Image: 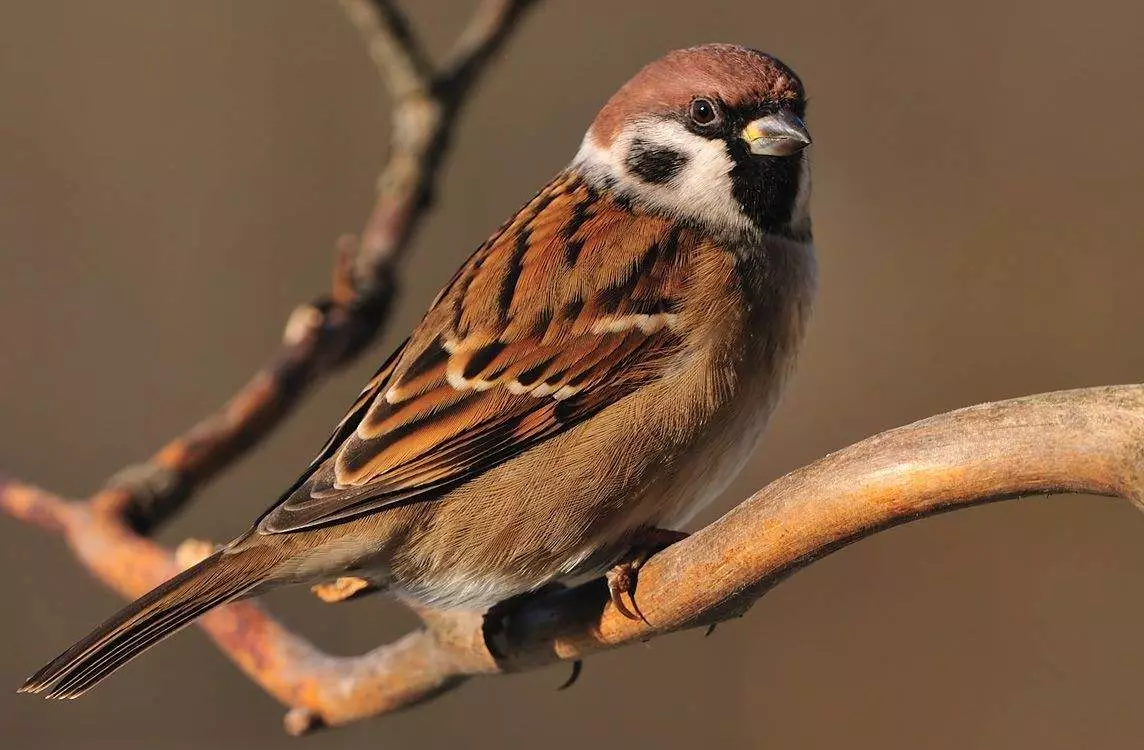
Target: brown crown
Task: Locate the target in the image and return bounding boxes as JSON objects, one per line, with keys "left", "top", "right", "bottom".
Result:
{"left": 588, "top": 44, "right": 805, "bottom": 147}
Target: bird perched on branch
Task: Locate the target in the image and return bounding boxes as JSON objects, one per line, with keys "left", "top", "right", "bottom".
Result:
{"left": 22, "top": 43, "right": 815, "bottom": 699}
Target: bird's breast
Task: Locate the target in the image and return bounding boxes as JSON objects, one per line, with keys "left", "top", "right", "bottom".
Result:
{"left": 656, "top": 234, "right": 816, "bottom": 528}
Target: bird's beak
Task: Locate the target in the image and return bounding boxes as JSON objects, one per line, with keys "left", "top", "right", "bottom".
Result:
{"left": 741, "top": 112, "right": 812, "bottom": 156}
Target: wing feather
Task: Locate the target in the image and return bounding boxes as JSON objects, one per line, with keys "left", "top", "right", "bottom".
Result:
{"left": 256, "top": 173, "right": 697, "bottom": 534}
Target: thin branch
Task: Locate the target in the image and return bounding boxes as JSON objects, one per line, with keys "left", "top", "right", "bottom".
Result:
{"left": 441, "top": 0, "right": 541, "bottom": 96}
{"left": 351, "top": 0, "right": 539, "bottom": 284}
{"left": 81, "top": 0, "right": 537, "bottom": 536}
{"left": 340, "top": 0, "right": 434, "bottom": 99}
{"left": 3, "top": 0, "right": 539, "bottom": 733}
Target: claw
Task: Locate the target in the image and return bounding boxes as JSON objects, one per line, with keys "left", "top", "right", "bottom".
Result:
{"left": 604, "top": 527, "right": 689, "bottom": 622}
{"left": 606, "top": 564, "right": 644, "bottom": 621}
{"left": 484, "top": 581, "right": 571, "bottom": 659}
{"left": 557, "top": 660, "right": 583, "bottom": 690}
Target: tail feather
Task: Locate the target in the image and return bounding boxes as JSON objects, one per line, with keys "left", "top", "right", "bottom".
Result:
{"left": 49, "top": 582, "right": 233, "bottom": 699}
{"left": 20, "top": 547, "right": 276, "bottom": 699}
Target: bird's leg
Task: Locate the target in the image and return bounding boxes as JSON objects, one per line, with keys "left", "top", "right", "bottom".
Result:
{"left": 483, "top": 582, "right": 584, "bottom": 688}
{"left": 310, "top": 576, "right": 379, "bottom": 603}
{"left": 484, "top": 581, "right": 569, "bottom": 654}
{"left": 606, "top": 527, "right": 689, "bottom": 622}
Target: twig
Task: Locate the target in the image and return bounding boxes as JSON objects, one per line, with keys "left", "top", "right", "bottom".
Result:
{"left": 344, "top": 0, "right": 539, "bottom": 286}
{"left": 340, "top": 0, "right": 434, "bottom": 100}
{"left": 86, "top": 0, "right": 538, "bottom": 537}
{"left": 2, "top": 0, "right": 538, "bottom": 735}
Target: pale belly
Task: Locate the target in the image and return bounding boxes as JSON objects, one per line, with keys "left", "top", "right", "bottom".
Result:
{"left": 657, "top": 392, "right": 775, "bottom": 530}
{"left": 381, "top": 354, "right": 793, "bottom": 611}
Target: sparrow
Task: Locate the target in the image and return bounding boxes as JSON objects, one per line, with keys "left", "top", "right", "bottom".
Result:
{"left": 21, "top": 43, "right": 815, "bottom": 699}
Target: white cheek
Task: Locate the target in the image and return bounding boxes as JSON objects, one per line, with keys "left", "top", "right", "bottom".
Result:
{"left": 573, "top": 121, "right": 753, "bottom": 235}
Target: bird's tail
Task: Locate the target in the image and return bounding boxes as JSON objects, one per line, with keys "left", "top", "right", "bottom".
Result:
{"left": 19, "top": 545, "right": 280, "bottom": 699}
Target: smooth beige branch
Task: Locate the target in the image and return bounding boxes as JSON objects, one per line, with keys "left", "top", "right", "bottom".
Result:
{"left": 6, "top": 386, "right": 1142, "bottom": 732}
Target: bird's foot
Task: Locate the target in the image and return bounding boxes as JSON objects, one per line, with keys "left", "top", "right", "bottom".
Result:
{"left": 484, "top": 582, "right": 568, "bottom": 654}
{"left": 483, "top": 582, "right": 583, "bottom": 688}
{"left": 605, "top": 527, "right": 689, "bottom": 622}
{"left": 310, "top": 576, "right": 378, "bottom": 603}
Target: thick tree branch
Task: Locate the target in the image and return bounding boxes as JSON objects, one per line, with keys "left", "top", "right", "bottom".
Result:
{"left": 6, "top": 0, "right": 1141, "bottom": 738}
{"left": 6, "top": 387, "right": 1143, "bottom": 732}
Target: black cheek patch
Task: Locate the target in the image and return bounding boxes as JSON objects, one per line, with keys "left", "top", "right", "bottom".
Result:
{"left": 625, "top": 138, "right": 688, "bottom": 184}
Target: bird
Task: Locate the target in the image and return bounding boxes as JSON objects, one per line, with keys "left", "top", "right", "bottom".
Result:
{"left": 20, "top": 43, "right": 815, "bottom": 699}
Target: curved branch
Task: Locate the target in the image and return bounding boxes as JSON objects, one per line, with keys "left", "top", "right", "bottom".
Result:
{"left": 495, "top": 384, "right": 1144, "bottom": 659}
{"left": 6, "top": 386, "right": 1142, "bottom": 732}
{"left": 221, "top": 384, "right": 1144, "bottom": 729}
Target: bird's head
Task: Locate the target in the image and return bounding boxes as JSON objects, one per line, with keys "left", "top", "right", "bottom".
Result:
{"left": 575, "top": 44, "right": 811, "bottom": 241}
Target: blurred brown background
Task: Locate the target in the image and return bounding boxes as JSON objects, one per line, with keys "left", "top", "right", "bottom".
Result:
{"left": 3, "top": 1, "right": 1144, "bottom": 748}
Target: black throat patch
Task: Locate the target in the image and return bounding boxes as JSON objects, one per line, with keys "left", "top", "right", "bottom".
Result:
{"left": 625, "top": 138, "right": 688, "bottom": 184}
{"left": 726, "top": 138, "right": 806, "bottom": 239}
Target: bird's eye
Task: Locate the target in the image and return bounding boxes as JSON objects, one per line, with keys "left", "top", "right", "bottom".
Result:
{"left": 689, "top": 98, "right": 719, "bottom": 126}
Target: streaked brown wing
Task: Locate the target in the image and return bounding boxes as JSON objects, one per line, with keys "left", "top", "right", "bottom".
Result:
{"left": 256, "top": 172, "right": 695, "bottom": 534}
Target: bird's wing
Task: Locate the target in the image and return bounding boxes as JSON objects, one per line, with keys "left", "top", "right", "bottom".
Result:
{"left": 256, "top": 172, "right": 698, "bottom": 534}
